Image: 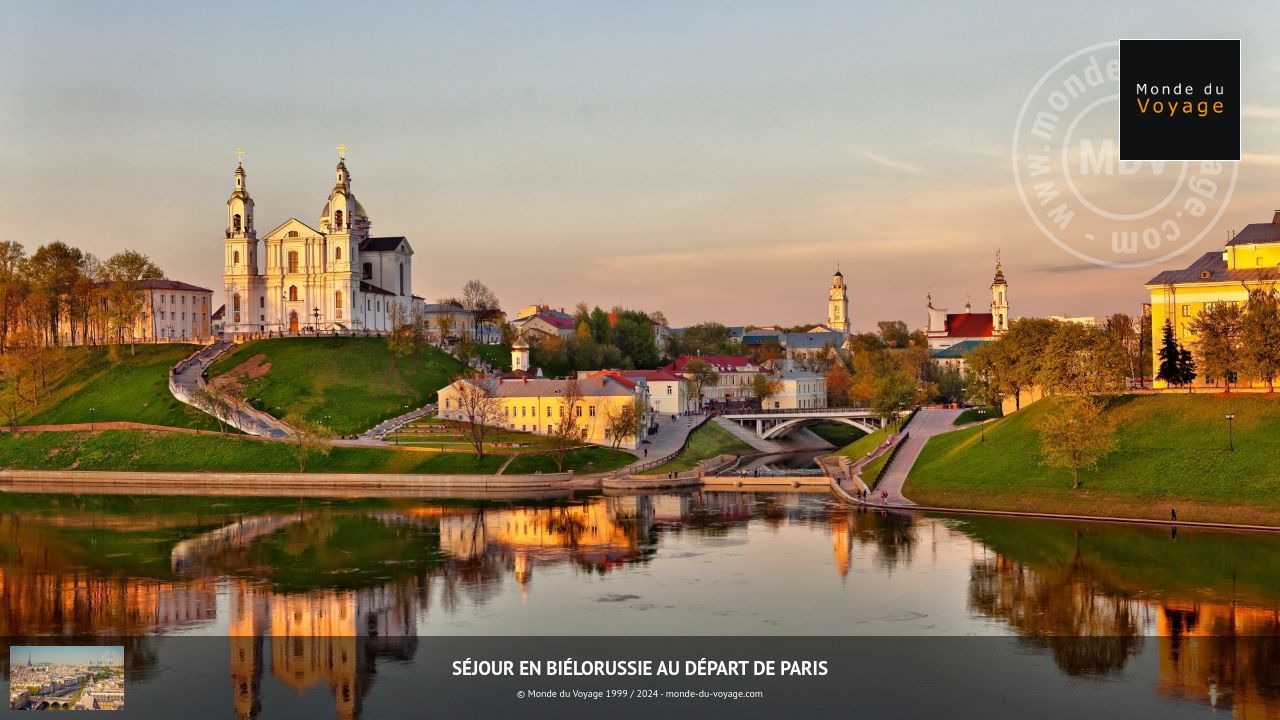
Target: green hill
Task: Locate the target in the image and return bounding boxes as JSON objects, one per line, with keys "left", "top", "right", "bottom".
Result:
{"left": 207, "top": 337, "right": 462, "bottom": 435}
{"left": 18, "top": 344, "right": 216, "bottom": 429}
{"left": 909, "top": 394, "right": 1280, "bottom": 525}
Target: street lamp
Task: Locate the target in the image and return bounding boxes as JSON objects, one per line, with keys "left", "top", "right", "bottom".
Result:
{"left": 1226, "top": 413, "right": 1235, "bottom": 452}
{"left": 312, "top": 307, "right": 321, "bottom": 333}
{"left": 978, "top": 408, "right": 987, "bottom": 443}
{"left": 89, "top": 407, "right": 95, "bottom": 432}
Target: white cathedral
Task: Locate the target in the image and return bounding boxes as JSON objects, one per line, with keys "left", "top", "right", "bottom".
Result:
{"left": 222, "top": 150, "right": 415, "bottom": 336}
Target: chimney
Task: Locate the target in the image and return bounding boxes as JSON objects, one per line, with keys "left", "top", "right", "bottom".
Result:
{"left": 1273, "top": 210, "right": 1280, "bottom": 225}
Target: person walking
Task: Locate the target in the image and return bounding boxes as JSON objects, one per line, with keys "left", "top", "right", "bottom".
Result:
{"left": 1171, "top": 507, "right": 1177, "bottom": 522}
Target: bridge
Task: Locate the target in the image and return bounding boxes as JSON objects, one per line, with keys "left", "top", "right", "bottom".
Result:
{"left": 720, "top": 406, "right": 885, "bottom": 439}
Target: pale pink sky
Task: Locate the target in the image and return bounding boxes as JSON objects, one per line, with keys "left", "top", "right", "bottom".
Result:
{"left": 3, "top": 2, "right": 1279, "bottom": 329}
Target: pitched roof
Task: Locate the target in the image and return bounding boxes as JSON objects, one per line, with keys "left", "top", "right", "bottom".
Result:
{"left": 360, "top": 280, "right": 395, "bottom": 296}
{"left": 518, "top": 312, "right": 576, "bottom": 330}
{"left": 466, "top": 375, "right": 638, "bottom": 398}
{"left": 359, "top": 236, "right": 409, "bottom": 252}
{"left": 1145, "top": 250, "right": 1280, "bottom": 285}
{"left": 1226, "top": 216, "right": 1280, "bottom": 246}
{"left": 140, "top": 279, "right": 213, "bottom": 293}
{"left": 211, "top": 304, "right": 225, "bottom": 320}
{"left": 943, "top": 313, "right": 994, "bottom": 339}
{"left": 621, "top": 369, "right": 682, "bottom": 382}
{"left": 930, "top": 339, "right": 989, "bottom": 359}
{"left": 783, "top": 331, "right": 845, "bottom": 349}
{"left": 664, "top": 355, "right": 758, "bottom": 373}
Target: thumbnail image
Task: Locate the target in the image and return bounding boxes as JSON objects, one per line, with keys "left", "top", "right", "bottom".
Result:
{"left": 9, "top": 646, "right": 124, "bottom": 711}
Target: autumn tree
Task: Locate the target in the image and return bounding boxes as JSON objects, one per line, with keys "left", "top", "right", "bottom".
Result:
{"left": 1190, "top": 301, "right": 1245, "bottom": 391}
{"left": 604, "top": 397, "right": 644, "bottom": 451}
{"left": 749, "top": 372, "right": 783, "bottom": 406}
{"left": 102, "top": 250, "right": 163, "bottom": 354}
{"left": 824, "top": 362, "right": 851, "bottom": 406}
{"left": 0, "top": 241, "right": 27, "bottom": 351}
{"left": 1038, "top": 396, "right": 1115, "bottom": 489}
{"left": 1241, "top": 288, "right": 1280, "bottom": 391}
{"left": 680, "top": 359, "right": 719, "bottom": 412}
{"left": 1036, "top": 322, "right": 1127, "bottom": 397}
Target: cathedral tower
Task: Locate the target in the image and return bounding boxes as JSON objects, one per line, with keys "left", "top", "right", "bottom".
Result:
{"left": 224, "top": 152, "right": 264, "bottom": 332}
{"left": 990, "top": 251, "right": 1008, "bottom": 335}
{"left": 827, "top": 268, "right": 850, "bottom": 337}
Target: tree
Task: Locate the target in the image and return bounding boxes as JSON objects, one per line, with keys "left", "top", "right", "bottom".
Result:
{"left": 1241, "top": 288, "right": 1280, "bottom": 391}
{"left": 189, "top": 384, "right": 232, "bottom": 434}
{"left": 749, "top": 372, "right": 782, "bottom": 406}
{"left": 964, "top": 341, "right": 1003, "bottom": 409}
{"left": 1189, "top": 301, "right": 1245, "bottom": 391}
{"left": 824, "top": 362, "right": 851, "bottom": 406}
{"left": 0, "top": 241, "right": 27, "bottom": 351}
{"left": 284, "top": 413, "right": 332, "bottom": 472}
{"left": 102, "top": 250, "right": 163, "bottom": 354}
{"left": 1104, "top": 312, "right": 1139, "bottom": 383}
{"left": 877, "top": 320, "right": 910, "bottom": 348}
{"left": 1156, "top": 319, "right": 1181, "bottom": 386}
{"left": 1036, "top": 323, "right": 1127, "bottom": 397}
{"left": 1038, "top": 396, "right": 1115, "bottom": 489}
{"left": 605, "top": 397, "right": 644, "bottom": 451}
{"left": 451, "top": 375, "right": 503, "bottom": 458}
{"left": 460, "top": 279, "right": 503, "bottom": 325}
{"left": 871, "top": 366, "right": 916, "bottom": 422}
{"left": 681, "top": 359, "right": 719, "bottom": 412}
{"left": 547, "top": 376, "right": 586, "bottom": 471}
{"left": 25, "top": 241, "right": 89, "bottom": 346}
{"left": 1177, "top": 345, "right": 1197, "bottom": 390}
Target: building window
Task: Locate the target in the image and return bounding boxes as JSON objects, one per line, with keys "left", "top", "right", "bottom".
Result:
{"left": 575, "top": 406, "right": 582, "bottom": 417}
{"left": 589, "top": 406, "right": 596, "bottom": 417}
{"left": 362, "top": 262, "right": 372, "bottom": 280}
{"left": 335, "top": 290, "right": 343, "bottom": 309}
{"left": 232, "top": 214, "right": 241, "bottom": 232}
{"left": 289, "top": 286, "right": 298, "bottom": 301}
{"left": 546, "top": 406, "right": 552, "bottom": 417}
{"left": 399, "top": 263, "right": 405, "bottom": 296}
{"left": 232, "top": 293, "right": 241, "bottom": 312}
{"left": 288, "top": 251, "right": 299, "bottom": 273}
{"left": 334, "top": 209, "right": 344, "bottom": 228}
{"left": 1182, "top": 305, "right": 1190, "bottom": 317}
{"left": 336, "top": 246, "right": 342, "bottom": 261}
{"left": 259, "top": 296, "right": 264, "bottom": 308}
{"left": 233, "top": 250, "right": 240, "bottom": 265}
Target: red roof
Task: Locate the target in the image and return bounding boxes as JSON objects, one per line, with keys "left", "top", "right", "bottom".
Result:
{"left": 622, "top": 369, "right": 682, "bottom": 382}
{"left": 664, "top": 355, "right": 757, "bottom": 373}
{"left": 582, "top": 370, "right": 638, "bottom": 390}
{"left": 944, "top": 313, "right": 994, "bottom": 339}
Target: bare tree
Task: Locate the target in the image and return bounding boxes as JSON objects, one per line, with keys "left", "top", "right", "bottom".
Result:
{"left": 451, "top": 375, "right": 504, "bottom": 458}
{"left": 461, "top": 279, "right": 503, "bottom": 327}
{"left": 284, "top": 413, "right": 332, "bottom": 472}
{"left": 190, "top": 384, "right": 232, "bottom": 434}
{"left": 605, "top": 397, "right": 644, "bottom": 450}
{"left": 681, "top": 359, "right": 719, "bottom": 412}
{"left": 547, "top": 377, "right": 585, "bottom": 471}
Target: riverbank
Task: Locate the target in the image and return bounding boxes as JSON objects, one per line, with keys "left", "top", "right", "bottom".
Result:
{"left": 905, "top": 395, "right": 1280, "bottom": 527}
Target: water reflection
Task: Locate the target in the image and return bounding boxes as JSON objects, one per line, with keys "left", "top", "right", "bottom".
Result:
{"left": 6, "top": 494, "right": 1280, "bottom": 717}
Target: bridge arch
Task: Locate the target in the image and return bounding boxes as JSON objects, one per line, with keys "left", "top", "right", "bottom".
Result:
{"left": 760, "top": 416, "right": 880, "bottom": 440}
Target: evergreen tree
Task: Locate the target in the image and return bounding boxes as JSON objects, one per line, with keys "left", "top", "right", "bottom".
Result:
{"left": 1177, "top": 345, "right": 1197, "bottom": 390}
{"left": 1156, "top": 319, "right": 1181, "bottom": 385}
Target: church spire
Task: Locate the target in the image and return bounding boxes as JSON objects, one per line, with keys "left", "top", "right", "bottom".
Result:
{"left": 991, "top": 250, "right": 1008, "bottom": 335}
{"left": 227, "top": 150, "right": 254, "bottom": 239}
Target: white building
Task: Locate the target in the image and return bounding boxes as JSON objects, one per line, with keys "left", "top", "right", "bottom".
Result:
{"left": 771, "top": 364, "right": 828, "bottom": 409}
{"left": 223, "top": 150, "right": 415, "bottom": 337}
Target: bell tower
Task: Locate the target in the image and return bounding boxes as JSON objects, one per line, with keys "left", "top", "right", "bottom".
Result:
{"left": 827, "top": 268, "right": 850, "bottom": 338}
{"left": 225, "top": 150, "right": 258, "bottom": 277}
{"left": 990, "top": 251, "right": 1009, "bottom": 335}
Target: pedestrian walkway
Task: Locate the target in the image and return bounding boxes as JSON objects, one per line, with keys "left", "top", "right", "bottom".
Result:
{"left": 169, "top": 341, "right": 293, "bottom": 440}
{"left": 872, "top": 407, "right": 965, "bottom": 506}
{"left": 618, "top": 413, "right": 708, "bottom": 474}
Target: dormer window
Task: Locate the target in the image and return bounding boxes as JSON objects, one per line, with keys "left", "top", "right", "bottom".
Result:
{"left": 1200, "top": 270, "right": 1212, "bottom": 280}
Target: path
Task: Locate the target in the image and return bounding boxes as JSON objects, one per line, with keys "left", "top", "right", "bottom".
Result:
{"left": 874, "top": 407, "right": 965, "bottom": 506}
{"left": 619, "top": 413, "right": 708, "bottom": 473}
{"left": 169, "top": 341, "right": 293, "bottom": 440}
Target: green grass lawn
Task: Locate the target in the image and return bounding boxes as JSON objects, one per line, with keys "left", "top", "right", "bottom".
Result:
{"left": 0, "top": 430, "right": 505, "bottom": 474}
{"left": 834, "top": 426, "right": 890, "bottom": 460}
{"left": 861, "top": 451, "right": 891, "bottom": 486}
{"left": 953, "top": 406, "right": 1000, "bottom": 425}
{"left": 207, "top": 337, "right": 462, "bottom": 435}
{"left": 20, "top": 344, "right": 219, "bottom": 430}
{"left": 470, "top": 343, "right": 511, "bottom": 371}
{"left": 503, "top": 446, "right": 633, "bottom": 474}
{"left": 909, "top": 394, "right": 1280, "bottom": 525}
{"left": 648, "top": 421, "right": 755, "bottom": 473}
{"left": 808, "top": 422, "right": 866, "bottom": 447}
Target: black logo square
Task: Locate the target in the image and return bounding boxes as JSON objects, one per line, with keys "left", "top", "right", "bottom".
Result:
{"left": 1119, "top": 39, "right": 1240, "bottom": 161}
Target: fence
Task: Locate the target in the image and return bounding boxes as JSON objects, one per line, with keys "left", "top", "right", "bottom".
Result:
{"left": 620, "top": 414, "right": 713, "bottom": 475}
{"left": 869, "top": 431, "right": 910, "bottom": 489}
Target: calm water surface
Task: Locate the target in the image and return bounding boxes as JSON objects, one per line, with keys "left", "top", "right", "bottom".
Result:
{"left": 3, "top": 489, "right": 1279, "bottom": 716}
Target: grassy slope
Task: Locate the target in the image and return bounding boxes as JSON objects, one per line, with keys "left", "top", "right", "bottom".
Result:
{"left": 953, "top": 406, "right": 1000, "bottom": 425}
{"left": 649, "top": 422, "right": 755, "bottom": 473}
{"left": 472, "top": 343, "right": 511, "bottom": 372}
{"left": 503, "top": 446, "right": 633, "bottom": 474}
{"left": 834, "top": 426, "right": 890, "bottom": 460}
{"left": 207, "top": 337, "right": 462, "bottom": 435}
{"left": 808, "top": 422, "right": 865, "bottom": 447}
{"left": 0, "top": 430, "right": 506, "bottom": 474}
{"left": 910, "top": 394, "right": 1280, "bottom": 525}
{"left": 22, "top": 345, "right": 218, "bottom": 430}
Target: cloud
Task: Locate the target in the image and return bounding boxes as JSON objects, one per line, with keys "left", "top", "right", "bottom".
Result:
{"left": 860, "top": 150, "right": 932, "bottom": 177}
{"left": 1244, "top": 105, "right": 1280, "bottom": 120}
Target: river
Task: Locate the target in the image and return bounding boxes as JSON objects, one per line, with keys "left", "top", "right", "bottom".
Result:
{"left": 2, "top": 489, "right": 1277, "bottom": 717}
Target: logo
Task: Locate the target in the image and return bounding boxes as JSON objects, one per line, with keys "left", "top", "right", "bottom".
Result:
{"left": 1012, "top": 41, "right": 1238, "bottom": 268}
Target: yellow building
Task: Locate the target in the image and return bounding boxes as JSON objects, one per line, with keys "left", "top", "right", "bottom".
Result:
{"left": 1145, "top": 210, "right": 1280, "bottom": 389}
{"left": 437, "top": 372, "right": 648, "bottom": 450}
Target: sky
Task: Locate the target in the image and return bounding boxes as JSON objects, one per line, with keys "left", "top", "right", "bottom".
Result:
{"left": 10, "top": 645, "right": 123, "bottom": 666}
{"left": 3, "top": 1, "right": 1280, "bottom": 329}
